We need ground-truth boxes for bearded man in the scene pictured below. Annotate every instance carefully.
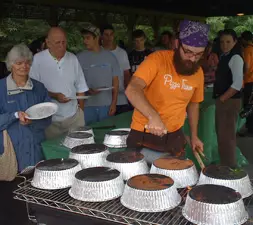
[125,20,209,159]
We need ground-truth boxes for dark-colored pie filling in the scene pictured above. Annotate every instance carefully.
[190,184,241,204]
[106,130,129,136]
[75,167,120,182]
[71,144,107,154]
[36,158,79,171]
[127,174,174,191]
[203,165,247,180]
[67,132,93,139]
[106,151,144,163]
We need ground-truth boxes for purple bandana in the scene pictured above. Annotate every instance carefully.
[179,20,210,47]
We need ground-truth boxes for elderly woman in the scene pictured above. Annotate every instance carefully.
[0,43,51,173]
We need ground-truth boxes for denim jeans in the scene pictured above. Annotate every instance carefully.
[84,106,110,125]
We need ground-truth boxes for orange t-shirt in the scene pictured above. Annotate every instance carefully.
[131,50,204,133]
[244,45,253,84]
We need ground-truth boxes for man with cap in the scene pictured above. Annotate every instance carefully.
[77,24,120,125]
[125,20,209,160]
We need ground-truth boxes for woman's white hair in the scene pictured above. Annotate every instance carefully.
[5,43,33,71]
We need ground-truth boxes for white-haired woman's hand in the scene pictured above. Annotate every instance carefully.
[18,111,32,125]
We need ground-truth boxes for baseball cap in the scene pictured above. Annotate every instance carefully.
[81,24,101,37]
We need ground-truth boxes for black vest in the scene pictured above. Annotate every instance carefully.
[213,50,242,99]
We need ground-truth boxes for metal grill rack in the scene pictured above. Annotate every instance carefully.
[14,179,253,225]
[14,179,192,225]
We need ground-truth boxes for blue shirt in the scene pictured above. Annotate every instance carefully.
[0,75,52,172]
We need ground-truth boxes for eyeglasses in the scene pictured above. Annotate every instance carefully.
[180,43,204,58]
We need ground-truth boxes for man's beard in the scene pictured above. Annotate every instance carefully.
[173,49,201,76]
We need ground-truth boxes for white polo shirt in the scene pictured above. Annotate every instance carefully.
[30,49,88,122]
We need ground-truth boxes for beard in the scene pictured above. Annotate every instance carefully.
[173,49,201,76]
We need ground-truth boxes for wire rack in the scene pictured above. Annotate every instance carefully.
[13,179,253,225]
[13,179,192,225]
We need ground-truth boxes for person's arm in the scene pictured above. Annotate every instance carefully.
[74,56,89,110]
[243,48,252,80]
[125,52,167,136]
[187,102,200,138]
[124,70,131,89]
[122,50,131,89]
[0,112,18,131]
[187,70,204,152]
[188,69,204,139]
[112,76,119,105]
[76,93,85,111]
[220,55,243,102]
[126,76,158,119]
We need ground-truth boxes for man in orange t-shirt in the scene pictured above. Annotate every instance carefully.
[241,31,253,136]
[125,20,209,157]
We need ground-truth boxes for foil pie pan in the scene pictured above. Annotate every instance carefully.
[62,132,95,149]
[69,167,124,202]
[69,144,110,168]
[182,184,248,225]
[150,158,199,188]
[31,158,82,190]
[198,171,253,199]
[69,126,94,136]
[105,151,149,181]
[103,130,129,148]
[120,174,181,212]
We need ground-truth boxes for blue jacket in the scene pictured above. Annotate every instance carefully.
[0,76,52,172]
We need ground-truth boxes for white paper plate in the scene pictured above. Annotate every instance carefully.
[68,96,91,100]
[25,102,58,120]
[97,87,114,91]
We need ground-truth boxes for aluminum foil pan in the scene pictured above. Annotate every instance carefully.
[121,174,181,212]
[103,130,129,148]
[182,184,248,225]
[31,158,81,190]
[69,126,94,136]
[198,165,253,199]
[150,157,199,188]
[105,151,149,181]
[69,167,124,202]
[62,132,95,149]
[69,144,110,168]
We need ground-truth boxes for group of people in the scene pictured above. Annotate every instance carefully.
[1,19,251,175]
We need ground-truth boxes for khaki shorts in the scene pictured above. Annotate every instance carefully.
[45,108,84,139]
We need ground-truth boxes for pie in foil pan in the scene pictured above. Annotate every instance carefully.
[69,167,124,202]
[69,144,110,168]
[31,158,82,190]
[103,130,129,148]
[69,126,94,136]
[198,165,253,198]
[62,131,95,149]
[150,157,199,188]
[182,184,248,225]
[105,150,149,181]
[120,174,181,212]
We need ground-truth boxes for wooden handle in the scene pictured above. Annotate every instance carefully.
[193,151,205,169]
[185,135,205,169]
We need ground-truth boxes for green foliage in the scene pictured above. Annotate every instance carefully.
[1,15,253,60]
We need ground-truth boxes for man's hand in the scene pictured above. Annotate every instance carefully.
[55,93,70,103]
[146,115,167,137]
[109,103,117,116]
[18,112,32,126]
[89,88,101,95]
[190,136,204,153]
